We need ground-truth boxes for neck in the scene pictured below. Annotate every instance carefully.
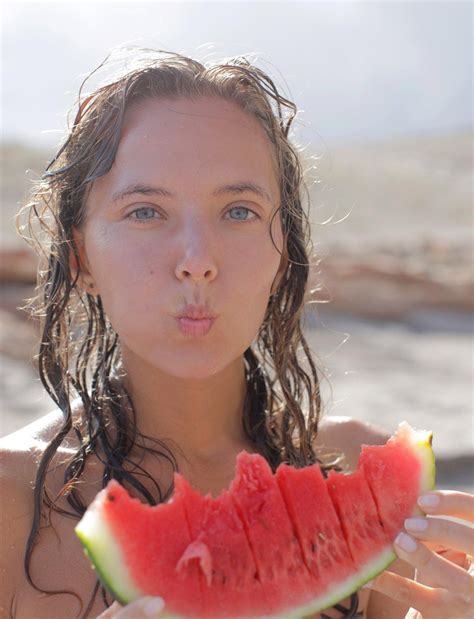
[117,348,253,467]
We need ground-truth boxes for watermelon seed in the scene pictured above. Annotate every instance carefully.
[318,532,326,541]
[107,494,116,502]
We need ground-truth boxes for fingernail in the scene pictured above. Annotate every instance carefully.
[395,532,418,553]
[418,493,440,508]
[362,579,374,589]
[405,517,428,531]
[143,597,165,616]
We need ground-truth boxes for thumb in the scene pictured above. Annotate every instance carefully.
[139,597,166,617]
[97,597,166,618]
[96,601,123,617]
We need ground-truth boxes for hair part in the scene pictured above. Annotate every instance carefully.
[17,47,356,618]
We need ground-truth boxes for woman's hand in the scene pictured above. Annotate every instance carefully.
[368,490,474,618]
[97,596,166,618]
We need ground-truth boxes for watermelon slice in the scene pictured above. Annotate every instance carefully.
[75,422,435,618]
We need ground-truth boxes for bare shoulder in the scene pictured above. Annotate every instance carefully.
[315,415,391,470]
[0,406,81,551]
[0,400,85,544]
[0,396,85,449]
[0,409,63,518]
[0,423,47,615]
[0,400,103,619]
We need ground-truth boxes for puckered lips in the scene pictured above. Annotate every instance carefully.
[175,304,218,336]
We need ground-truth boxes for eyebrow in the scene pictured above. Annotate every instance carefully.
[111,181,273,204]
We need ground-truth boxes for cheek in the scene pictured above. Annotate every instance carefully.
[83,225,168,326]
[85,221,160,281]
[222,234,282,335]
[228,242,280,303]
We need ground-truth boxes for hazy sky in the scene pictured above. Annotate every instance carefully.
[1,1,472,149]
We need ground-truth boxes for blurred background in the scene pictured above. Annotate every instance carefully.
[1,1,472,489]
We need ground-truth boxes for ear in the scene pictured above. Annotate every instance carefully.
[70,227,96,296]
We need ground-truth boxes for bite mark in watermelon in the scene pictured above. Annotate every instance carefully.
[75,422,435,618]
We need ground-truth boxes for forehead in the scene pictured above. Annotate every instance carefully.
[120,95,272,151]
[98,96,280,196]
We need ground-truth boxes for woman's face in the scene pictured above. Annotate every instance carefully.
[75,96,285,379]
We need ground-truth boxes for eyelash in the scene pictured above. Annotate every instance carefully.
[128,205,260,223]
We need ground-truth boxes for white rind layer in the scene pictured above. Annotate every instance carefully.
[75,423,435,618]
[75,488,142,604]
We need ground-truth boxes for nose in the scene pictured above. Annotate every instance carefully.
[175,219,218,285]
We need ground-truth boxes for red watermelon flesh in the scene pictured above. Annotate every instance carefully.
[173,473,271,617]
[359,424,430,541]
[228,451,321,616]
[326,469,389,568]
[275,462,357,591]
[75,422,435,618]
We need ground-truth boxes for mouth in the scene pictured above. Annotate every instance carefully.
[176,316,216,337]
[176,307,219,320]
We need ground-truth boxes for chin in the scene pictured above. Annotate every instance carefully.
[145,348,233,380]
[157,363,228,381]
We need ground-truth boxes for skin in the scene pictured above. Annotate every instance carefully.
[72,96,474,618]
[367,490,474,618]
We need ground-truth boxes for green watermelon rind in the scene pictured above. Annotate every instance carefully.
[75,492,143,605]
[74,424,435,618]
[392,421,435,499]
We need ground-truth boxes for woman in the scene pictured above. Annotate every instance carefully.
[1,49,472,619]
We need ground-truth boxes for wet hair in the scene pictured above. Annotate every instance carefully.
[16,48,359,618]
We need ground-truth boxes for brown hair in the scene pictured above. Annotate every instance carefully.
[16,47,357,618]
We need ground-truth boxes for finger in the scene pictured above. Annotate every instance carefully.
[394,532,474,595]
[97,601,123,618]
[368,569,438,611]
[115,597,166,619]
[424,542,473,569]
[422,540,455,555]
[436,548,470,568]
[368,570,472,618]
[418,491,474,522]
[404,516,474,556]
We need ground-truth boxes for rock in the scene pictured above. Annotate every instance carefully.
[308,242,474,320]
[0,248,37,284]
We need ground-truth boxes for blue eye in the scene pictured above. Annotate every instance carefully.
[129,206,160,221]
[226,206,258,221]
[127,205,258,223]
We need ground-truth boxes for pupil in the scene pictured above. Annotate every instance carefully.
[233,207,247,219]
[137,208,153,219]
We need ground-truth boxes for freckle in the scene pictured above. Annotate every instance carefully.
[150,270,154,275]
